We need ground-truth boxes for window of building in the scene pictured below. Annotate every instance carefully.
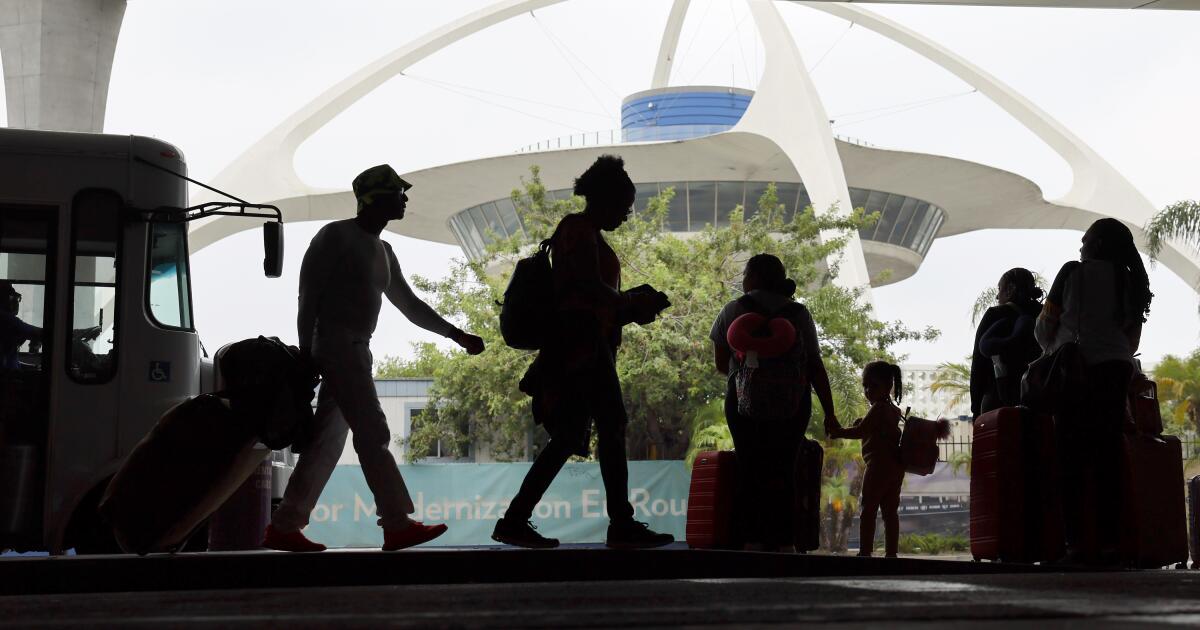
[147,222,193,330]
[68,191,121,383]
[715,181,744,228]
[688,181,715,228]
[408,407,470,460]
[661,182,689,231]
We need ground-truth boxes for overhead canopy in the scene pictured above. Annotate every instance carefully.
[788,0,1198,8]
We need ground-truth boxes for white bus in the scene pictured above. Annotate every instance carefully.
[0,129,282,554]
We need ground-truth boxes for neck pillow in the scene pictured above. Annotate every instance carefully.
[727,312,797,362]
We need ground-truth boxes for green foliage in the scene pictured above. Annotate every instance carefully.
[684,400,731,468]
[885,533,969,555]
[383,166,937,461]
[929,360,971,415]
[1153,349,1200,438]
[948,450,972,477]
[970,273,1048,326]
[1146,200,1200,262]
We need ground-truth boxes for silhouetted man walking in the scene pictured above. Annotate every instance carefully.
[264,164,485,552]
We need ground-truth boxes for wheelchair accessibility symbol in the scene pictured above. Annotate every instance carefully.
[149,361,171,383]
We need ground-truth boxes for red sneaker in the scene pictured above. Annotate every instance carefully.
[382,521,448,551]
[262,524,327,552]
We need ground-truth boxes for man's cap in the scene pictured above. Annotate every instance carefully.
[0,281,16,296]
[352,164,412,210]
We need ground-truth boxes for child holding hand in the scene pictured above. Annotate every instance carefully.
[825,361,905,558]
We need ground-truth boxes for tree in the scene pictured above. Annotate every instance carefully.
[684,400,730,468]
[1153,349,1200,437]
[382,166,937,462]
[1145,200,1200,264]
[930,360,971,415]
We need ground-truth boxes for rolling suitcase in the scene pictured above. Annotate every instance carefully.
[1120,433,1188,568]
[970,407,1064,563]
[1188,476,1200,569]
[794,439,823,552]
[99,394,269,555]
[686,451,738,549]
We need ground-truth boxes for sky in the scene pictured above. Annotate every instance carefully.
[39,0,1199,367]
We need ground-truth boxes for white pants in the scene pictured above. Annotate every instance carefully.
[271,329,414,532]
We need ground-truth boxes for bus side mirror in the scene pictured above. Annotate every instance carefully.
[263,222,284,278]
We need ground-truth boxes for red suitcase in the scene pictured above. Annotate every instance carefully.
[1120,433,1188,568]
[686,451,738,549]
[970,407,1064,563]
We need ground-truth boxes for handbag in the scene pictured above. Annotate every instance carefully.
[1020,264,1086,414]
[1020,341,1083,414]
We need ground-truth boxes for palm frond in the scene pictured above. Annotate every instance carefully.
[1145,200,1200,262]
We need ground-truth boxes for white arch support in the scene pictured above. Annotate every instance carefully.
[739,0,873,290]
[797,1,1199,288]
[651,0,692,88]
[203,0,568,206]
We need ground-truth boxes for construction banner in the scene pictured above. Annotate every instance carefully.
[303,461,691,547]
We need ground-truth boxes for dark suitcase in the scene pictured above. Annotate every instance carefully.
[1188,475,1200,569]
[1120,433,1188,568]
[794,439,823,552]
[99,394,269,555]
[686,451,738,549]
[970,407,1064,563]
[1128,376,1164,436]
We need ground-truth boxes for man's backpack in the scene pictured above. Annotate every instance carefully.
[499,238,554,351]
[216,336,320,450]
[728,295,808,422]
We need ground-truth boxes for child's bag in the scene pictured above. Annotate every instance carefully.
[899,410,951,476]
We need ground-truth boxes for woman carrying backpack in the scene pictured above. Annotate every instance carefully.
[492,155,673,550]
[970,268,1044,416]
[710,254,838,551]
[1036,218,1152,564]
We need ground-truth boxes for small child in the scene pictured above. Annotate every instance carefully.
[825,361,905,558]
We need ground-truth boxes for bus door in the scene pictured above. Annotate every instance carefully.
[0,204,57,546]
[44,190,123,545]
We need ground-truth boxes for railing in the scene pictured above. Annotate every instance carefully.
[515,128,879,153]
[936,437,1200,464]
[516,129,620,153]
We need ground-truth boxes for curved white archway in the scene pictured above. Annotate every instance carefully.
[191,0,1198,291]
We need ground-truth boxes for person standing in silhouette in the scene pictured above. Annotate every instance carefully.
[1036,218,1152,564]
[826,361,905,558]
[492,155,674,549]
[710,254,838,552]
[263,164,485,553]
[970,268,1044,416]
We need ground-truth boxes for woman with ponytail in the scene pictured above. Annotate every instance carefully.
[970,268,1045,415]
[826,361,905,557]
[1036,218,1153,564]
[710,253,837,551]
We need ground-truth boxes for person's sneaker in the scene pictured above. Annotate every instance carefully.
[491,518,559,549]
[605,520,674,549]
[382,521,448,551]
[262,524,326,552]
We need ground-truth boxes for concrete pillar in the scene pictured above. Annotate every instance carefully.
[0,0,126,132]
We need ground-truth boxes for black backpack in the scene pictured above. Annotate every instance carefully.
[499,238,554,351]
[217,336,320,450]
